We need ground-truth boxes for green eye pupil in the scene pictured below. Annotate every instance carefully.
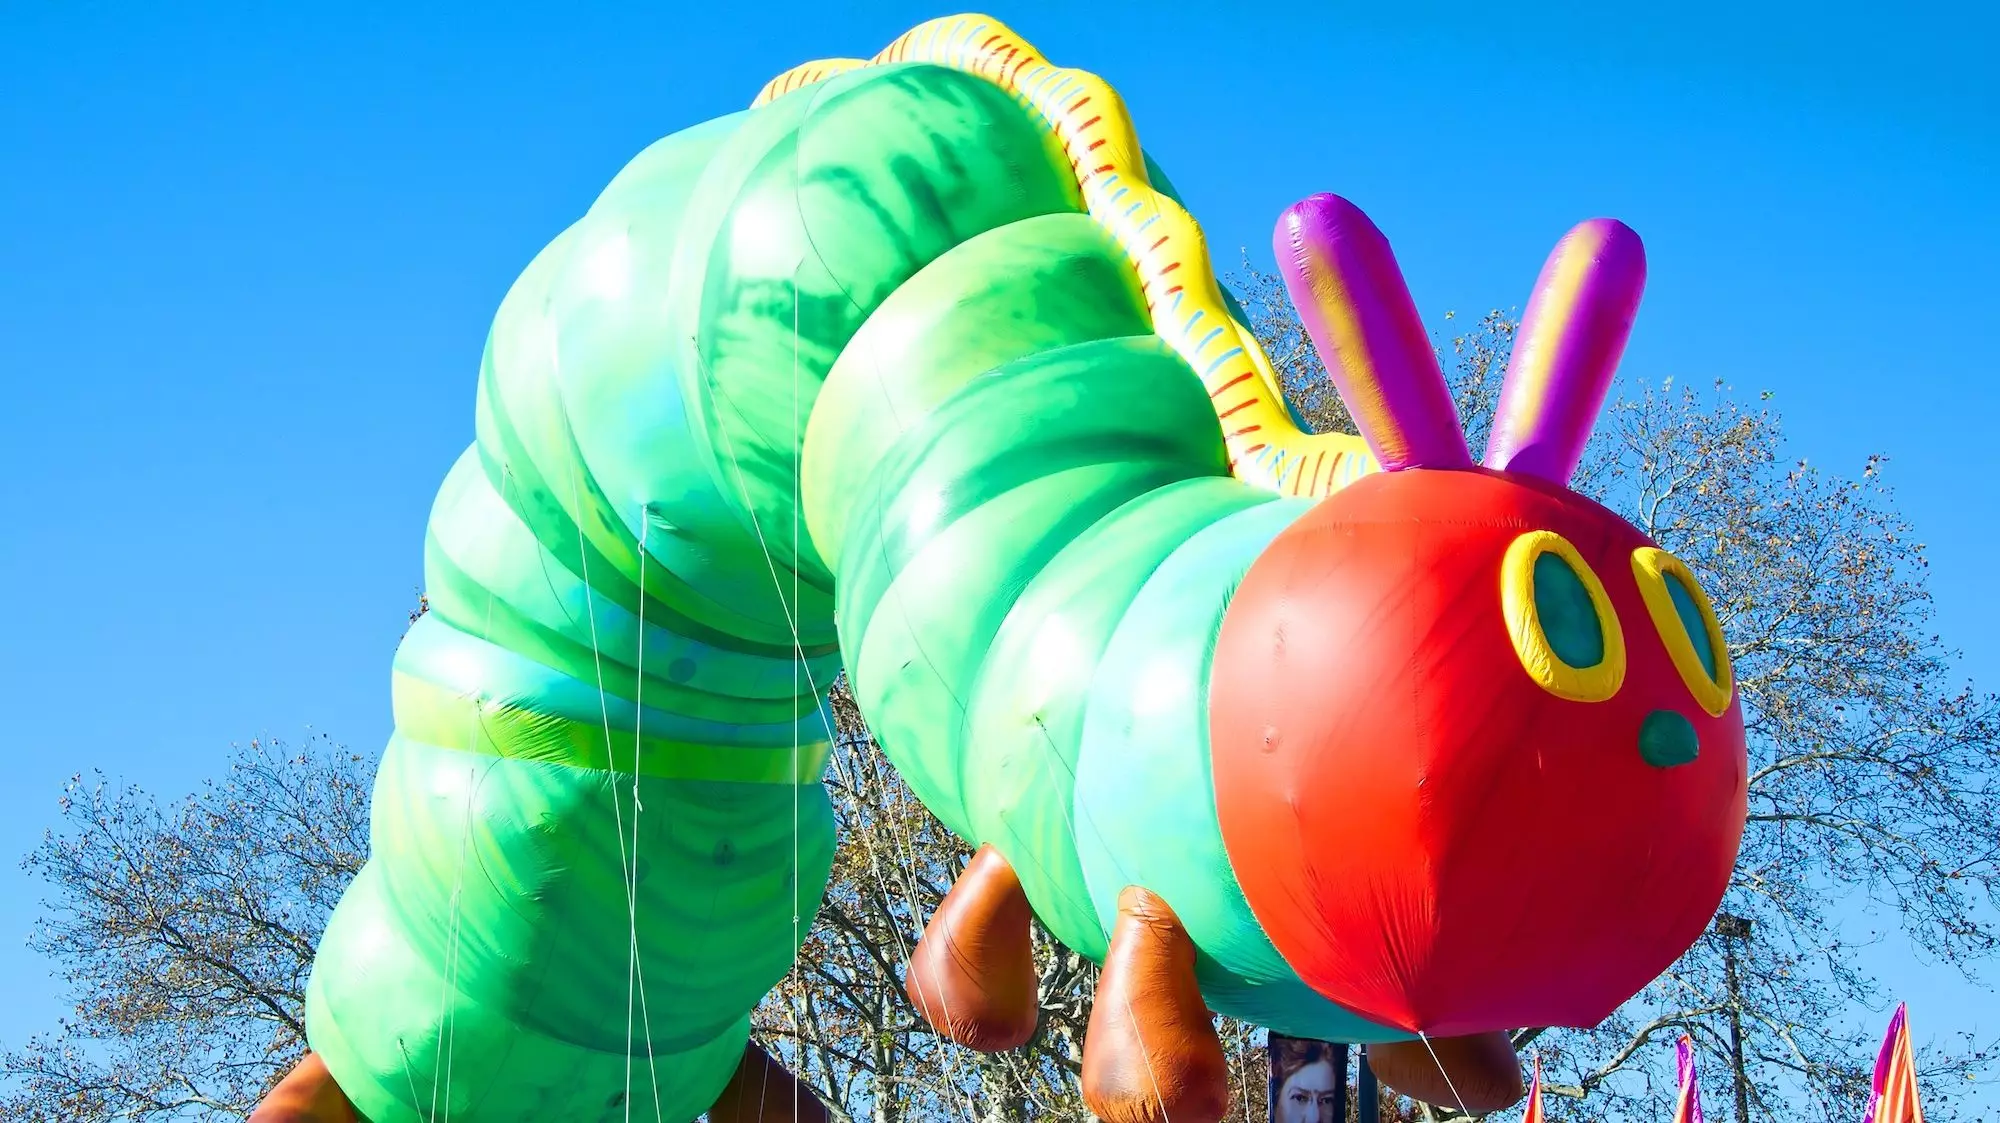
[1666,573,1717,680]
[1532,551,1605,669]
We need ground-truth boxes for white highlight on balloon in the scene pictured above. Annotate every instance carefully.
[1131,652,1192,718]
[1024,614,1089,715]
[907,489,945,538]
[579,229,634,301]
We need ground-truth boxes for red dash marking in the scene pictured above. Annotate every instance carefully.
[1225,425,1264,441]
[1078,115,1102,132]
[1087,138,1106,151]
[1164,285,1184,298]
[1217,399,1255,420]
[1210,373,1253,397]
[1148,235,1170,252]
[1244,442,1269,454]
[1310,451,1326,492]
[1159,261,1182,275]
[982,34,1003,50]
[1069,93,1091,110]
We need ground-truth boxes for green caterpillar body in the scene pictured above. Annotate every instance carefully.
[305,62,1384,1123]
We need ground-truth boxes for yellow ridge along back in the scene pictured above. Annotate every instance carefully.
[753,13,1380,498]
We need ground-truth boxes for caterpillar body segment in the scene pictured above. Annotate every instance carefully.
[766,12,1380,496]
[307,101,843,1121]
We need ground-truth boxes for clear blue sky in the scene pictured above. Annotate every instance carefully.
[2,0,1993,1113]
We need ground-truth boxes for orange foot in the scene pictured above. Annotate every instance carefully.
[248,1053,357,1123]
[1367,1032,1526,1113]
[1080,887,1229,1123]
[904,843,1041,1052]
[707,1040,831,1123]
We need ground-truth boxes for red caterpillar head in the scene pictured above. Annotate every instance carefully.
[1209,197,1748,1036]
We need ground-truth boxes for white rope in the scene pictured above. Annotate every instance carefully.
[435,765,474,1123]
[706,336,995,1121]
[623,515,668,1121]
[809,423,993,1121]
[793,257,804,1123]
[630,512,667,1120]
[777,122,992,1117]
[548,334,658,1123]
[624,530,639,1123]
[427,464,511,1122]
[1023,713,1173,1123]
[399,1039,427,1121]
[880,767,983,1122]
[1416,1031,1470,1118]
[837,348,1008,1123]
[701,314,853,1113]
[426,765,470,1123]
[704,212,1022,1117]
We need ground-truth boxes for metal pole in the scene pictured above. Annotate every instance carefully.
[1725,943,1749,1123]
[1334,1042,1350,1122]
[1715,913,1754,1123]
[1358,1044,1379,1122]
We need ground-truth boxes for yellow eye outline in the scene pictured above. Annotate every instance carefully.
[1631,547,1734,717]
[1500,530,1627,702]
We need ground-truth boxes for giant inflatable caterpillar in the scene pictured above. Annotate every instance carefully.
[255,13,1749,1123]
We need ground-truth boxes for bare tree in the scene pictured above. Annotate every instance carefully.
[7,276,1994,1123]
[750,678,1099,1123]
[0,736,371,1121]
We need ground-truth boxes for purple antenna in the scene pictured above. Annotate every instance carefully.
[1483,219,1648,484]
[1275,193,1471,472]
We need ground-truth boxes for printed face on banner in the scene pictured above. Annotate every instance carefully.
[1269,1034,1344,1123]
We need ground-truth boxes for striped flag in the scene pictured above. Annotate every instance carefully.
[1861,1003,1925,1123]
[1523,1055,1545,1123]
[1672,1034,1705,1123]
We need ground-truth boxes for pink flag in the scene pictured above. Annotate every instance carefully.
[1523,1055,1545,1123]
[1862,1003,1925,1123]
[1673,1034,1706,1123]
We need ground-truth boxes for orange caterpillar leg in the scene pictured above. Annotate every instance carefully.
[904,843,1041,1052]
[1367,1032,1526,1113]
[1081,887,1229,1123]
[904,839,1040,1047]
[248,1053,358,1123]
[707,1041,831,1123]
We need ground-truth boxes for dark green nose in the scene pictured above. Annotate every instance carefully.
[1639,709,1700,768]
